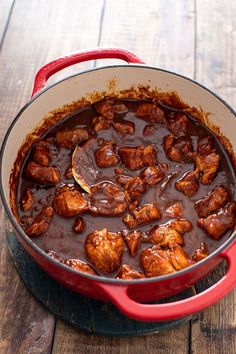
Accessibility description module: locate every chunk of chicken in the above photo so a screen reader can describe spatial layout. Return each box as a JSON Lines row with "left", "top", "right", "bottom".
{"left": 165, "top": 202, "right": 183, "bottom": 218}
{"left": 92, "top": 116, "right": 111, "bottom": 133}
{"left": 197, "top": 135, "right": 215, "bottom": 155}
{"left": 89, "top": 181, "right": 127, "bottom": 215}
{"left": 25, "top": 207, "right": 54, "bottom": 236}
{"left": 136, "top": 103, "right": 165, "bottom": 123}
{"left": 195, "top": 185, "right": 230, "bottom": 217}
{"left": 192, "top": 242, "right": 209, "bottom": 262}
{"left": 85, "top": 228, "right": 124, "bottom": 273}
{"left": 149, "top": 219, "right": 192, "bottom": 246}
{"left": 65, "top": 258, "right": 97, "bottom": 275}
{"left": 73, "top": 216, "right": 85, "bottom": 233}
{"left": 95, "top": 99, "right": 114, "bottom": 120}
{"left": 53, "top": 185, "right": 88, "bottom": 217}
{"left": 32, "top": 140, "right": 52, "bottom": 167}
{"left": 95, "top": 140, "right": 119, "bottom": 168}
{"left": 163, "top": 134, "right": 193, "bottom": 162}
{"left": 175, "top": 170, "right": 199, "bottom": 197}
{"left": 46, "top": 250, "right": 64, "bottom": 263}
{"left": 140, "top": 166, "right": 164, "bottom": 186}
{"left": 25, "top": 161, "right": 61, "bottom": 185}
{"left": 55, "top": 128, "right": 89, "bottom": 149}
{"left": 21, "top": 188, "right": 33, "bottom": 211}
{"left": 115, "top": 174, "right": 133, "bottom": 187}
{"left": 143, "top": 124, "right": 154, "bottom": 136}
{"left": 140, "top": 245, "right": 177, "bottom": 277}
{"left": 167, "top": 113, "right": 189, "bottom": 136}
{"left": 197, "top": 202, "right": 236, "bottom": 239}
{"left": 123, "top": 230, "right": 143, "bottom": 256}
{"left": 112, "top": 102, "right": 128, "bottom": 113}
{"left": 118, "top": 145, "right": 157, "bottom": 171}
{"left": 112, "top": 121, "right": 135, "bottom": 135}
{"left": 194, "top": 152, "right": 220, "bottom": 185}
{"left": 125, "top": 176, "right": 147, "bottom": 199}
{"left": 116, "top": 265, "right": 145, "bottom": 280}
{"left": 123, "top": 203, "right": 161, "bottom": 229}
{"left": 167, "top": 243, "right": 194, "bottom": 271}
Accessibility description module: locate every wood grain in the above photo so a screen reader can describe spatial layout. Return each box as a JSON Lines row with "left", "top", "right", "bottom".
{"left": 96, "top": 0, "right": 195, "bottom": 77}
{"left": 0, "top": 0, "right": 14, "bottom": 45}
{"left": 52, "top": 320, "right": 190, "bottom": 354}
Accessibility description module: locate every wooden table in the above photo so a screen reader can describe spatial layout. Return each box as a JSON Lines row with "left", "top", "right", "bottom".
{"left": 0, "top": 1, "right": 235, "bottom": 353}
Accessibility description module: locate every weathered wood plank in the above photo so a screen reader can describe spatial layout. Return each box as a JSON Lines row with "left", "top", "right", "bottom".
{"left": 191, "top": 1, "right": 236, "bottom": 353}
{"left": 0, "top": 0, "right": 104, "bottom": 144}
{"left": 96, "top": 0, "right": 195, "bottom": 78}
{"left": 52, "top": 320, "right": 190, "bottom": 354}
{"left": 0, "top": 0, "right": 14, "bottom": 45}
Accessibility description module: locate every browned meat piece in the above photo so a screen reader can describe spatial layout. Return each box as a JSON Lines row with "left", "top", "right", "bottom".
{"left": 140, "top": 245, "right": 176, "bottom": 277}
{"left": 167, "top": 113, "right": 189, "bottom": 136}
{"left": 123, "top": 203, "right": 161, "bottom": 229}
{"left": 197, "top": 202, "right": 236, "bottom": 240}
{"left": 115, "top": 174, "right": 133, "bottom": 186}
{"left": 89, "top": 181, "right": 127, "bottom": 215}
{"left": 195, "top": 185, "right": 230, "bottom": 217}
{"left": 112, "top": 121, "right": 135, "bottom": 135}
{"left": 197, "top": 135, "right": 215, "bottom": 155}
{"left": 25, "top": 207, "right": 54, "bottom": 236}
{"left": 95, "top": 140, "right": 119, "bottom": 168}
{"left": 64, "top": 166, "right": 73, "bottom": 179}
{"left": 143, "top": 124, "right": 154, "bottom": 136}
{"left": 149, "top": 219, "right": 192, "bottom": 246}
{"left": 123, "top": 230, "right": 143, "bottom": 256}
{"left": 118, "top": 145, "right": 157, "bottom": 171}
{"left": 167, "top": 243, "right": 194, "bottom": 271}
{"left": 194, "top": 152, "right": 220, "bottom": 185}
{"left": 128, "top": 200, "right": 140, "bottom": 212}
{"left": 136, "top": 103, "right": 165, "bottom": 123}
{"left": 140, "top": 166, "right": 164, "bottom": 186}
{"left": 192, "top": 242, "right": 209, "bottom": 262}
{"left": 25, "top": 161, "right": 61, "bottom": 185}
{"left": 21, "top": 188, "right": 33, "bottom": 211}
{"left": 163, "top": 134, "right": 193, "bottom": 162}
{"left": 92, "top": 116, "right": 111, "bottom": 133}
{"left": 175, "top": 170, "right": 199, "bottom": 197}
{"left": 46, "top": 250, "right": 64, "bottom": 263}
{"left": 95, "top": 99, "right": 114, "bottom": 121}
{"left": 116, "top": 265, "right": 145, "bottom": 279}
{"left": 53, "top": 185, "right": 88, "bottom": 217}
{"left": 112, "top": 103, "right": 128, "bottom": 113}
{"left": 65, "top": 258, "right": 97, "bottom": 275}
{"left": 165, "top": 202, "right": 183, "bottom": 218}
{"left": 73, "top": 216, "right": 85, "bottom": 233}
{"left": 125, "top": 176, "right": 146, "bottom": 199}
{"left": 85, "top": 228, "right": 124, "bottom": 273}
{"left": 141, "top": 243, "right": 193, "bottom": 277}
{"left": 55, "top": 128, "right": 89, "bottom": 149}
{"left": 32, "top": 140, "right": 52, "bottom": 167}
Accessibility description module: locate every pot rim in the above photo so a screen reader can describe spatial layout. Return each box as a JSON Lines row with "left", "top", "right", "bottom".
{"left": 1, "top": 63, "right": 236, "bottom": 285}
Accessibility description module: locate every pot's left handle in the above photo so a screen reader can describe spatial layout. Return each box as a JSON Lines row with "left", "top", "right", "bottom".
{"left": 31, "top": 48, "right": 145, "bottom": 97}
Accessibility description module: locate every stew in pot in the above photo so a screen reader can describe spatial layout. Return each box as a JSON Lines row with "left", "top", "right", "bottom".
{"left": 15, "top": 97, "right": 236, "bottom": 279}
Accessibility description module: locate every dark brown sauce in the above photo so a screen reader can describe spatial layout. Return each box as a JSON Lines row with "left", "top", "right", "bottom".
{"left": 16, "top": 99, "right": 236, "bottom": 277}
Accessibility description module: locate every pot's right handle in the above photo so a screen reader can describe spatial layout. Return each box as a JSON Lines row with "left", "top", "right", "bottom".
{"left": 98, "top": 241, "right": 236, "bottom": 322}
{"left": 32, "top": 48, "right": 145, "bottom": 96}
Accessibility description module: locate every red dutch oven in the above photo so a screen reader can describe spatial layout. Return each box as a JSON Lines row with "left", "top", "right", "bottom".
{"left": 1, "top": 48, "right": 236, "bottom": 322}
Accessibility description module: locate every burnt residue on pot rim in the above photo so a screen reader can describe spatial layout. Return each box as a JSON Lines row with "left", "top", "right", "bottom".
{"left": 1, "top": 64, "right": 236, "bottom": 284}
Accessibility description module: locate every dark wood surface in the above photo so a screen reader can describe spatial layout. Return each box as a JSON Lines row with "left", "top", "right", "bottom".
{"left": 0, "top": 1, "right": 235, "bottom": 353}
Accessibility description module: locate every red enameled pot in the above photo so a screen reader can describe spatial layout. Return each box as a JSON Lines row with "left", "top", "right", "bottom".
{"left": 1, "top": 48, "right": 236, "bottom": 322}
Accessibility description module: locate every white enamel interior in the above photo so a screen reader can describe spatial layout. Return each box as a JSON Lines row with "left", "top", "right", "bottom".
{"left": 1, "top": 65, "right": 236, "bottom": 207}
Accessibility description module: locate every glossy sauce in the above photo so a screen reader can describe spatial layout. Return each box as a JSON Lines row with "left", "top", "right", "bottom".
{"left": 17, "top": 99, "right": 236, "bottom": 277}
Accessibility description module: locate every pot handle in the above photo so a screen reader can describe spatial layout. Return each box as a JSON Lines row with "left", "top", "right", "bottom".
{"left": 98, "top": 242, "right": 236, "bottom": 321}
{"left": 31, "top": 48, "right": 145, "bottom": 96}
